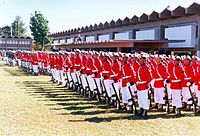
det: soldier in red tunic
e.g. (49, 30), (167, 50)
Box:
(136, 54), (152, 119)
(152, 55), (169, 110)
(169, 56), (184, 117)
(181, 56), (195, 110)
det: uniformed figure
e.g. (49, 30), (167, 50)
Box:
(136, 54), (152, 119)
(169, 56), (184, 117)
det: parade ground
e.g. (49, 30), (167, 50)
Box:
(0, 61), (199, 136)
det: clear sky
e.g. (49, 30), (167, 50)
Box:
(0, 0), (199, 35)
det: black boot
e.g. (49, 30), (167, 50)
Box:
(137, 108), (144, 117)
(122, 104), (128, 111)
(182, 102), (187, 110)
(152, 103), (158, 109)
(158, 104), (164, 112)
(196, 107), (200, 113)
(176, 108), (181, 117)
(142, 109), (148, 119)
(170, 106), (176, 114)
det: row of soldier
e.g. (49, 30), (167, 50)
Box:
(7, 49), (200, 119)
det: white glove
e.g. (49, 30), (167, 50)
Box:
(186, 82), (191, 87)
(126, 82), (131, 87)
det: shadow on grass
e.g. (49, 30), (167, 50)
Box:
(3, 67), (32, 76)
(21, 80), (200, 123)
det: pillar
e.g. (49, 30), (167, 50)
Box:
(82, 35), (86, 42)
(154, 25), (165, 40)
(109, 32), (116, 40)
(197, 21), (200, 57)
(94, 34), (99, 41)
(129, 29), (138, 39)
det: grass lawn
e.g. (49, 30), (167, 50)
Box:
(0, 62), (199, 136)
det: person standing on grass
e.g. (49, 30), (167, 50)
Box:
(136, 54), (152, 119)
(169, 56), (184, 117)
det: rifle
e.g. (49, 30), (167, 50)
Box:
(128, 85), (137, 115)
(164, 85), (170, 113)
(101, 79), (110, 104)
(93, 78), (101, 101)
(148, 85), (153, 108)
(111, 83), (121, 109)
(188, 84), (197, 113)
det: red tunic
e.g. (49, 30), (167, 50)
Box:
(169, 65), (184, 90)
(121, 63), (132, 87)
(182, 65), (195, 87)
(136, 64), (152, 91)
(153, 64), (168, 88)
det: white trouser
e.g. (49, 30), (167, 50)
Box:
(39, 62), (42, 69)
(51, 69), (55, 79)
(171, 89), (182, 108)
(80, 74), (88, 89)
(75, 71), (81, 84)
(25, 62), (29, 68)
(71, 72), (78, 83)
(154, 87), (165, 104)
(196, 90), (200, 106)
(66, 72), (72, 82)
(58, 70), (64, 83)
(121, 86), (132, 105)
(87, 75), (95, 91)
(55, 69), (59, 81)
(32, 65), (39, 73)
(29, 63), (32, 70)
(18, 59), (21, 67)
(103, 80), (114, 98)
(182, 87), (192, 104)
(12, 59), (16, 66)
(111, 82), (121, 99)
(137, 90), (149, 110)
(94, 78), (102, 94)
(166, 83), (172, 99)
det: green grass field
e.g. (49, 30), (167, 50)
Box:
(0, 62), (200, 136)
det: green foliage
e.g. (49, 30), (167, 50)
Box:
(11, 16), (27, 37)
(0, 26), (11, 36)
(0, 16), (27, 37)
(29, 11), (51, 51)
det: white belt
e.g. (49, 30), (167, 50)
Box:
(110, 74), (118, 77)
(122, 76), (131, 79)
(137, 81), (147, 84)
(92, 70), (98, 72)
(102, 71), (109, 73)
(171, 79), (181, 82)
(75, 64), (80, 66)
(185, 77), (191, 80)
(86, 68), (91, 70)
(155, 78), (163, 81)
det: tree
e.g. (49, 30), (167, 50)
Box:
(29, 11), (51, 51)
(0, 26), (11, 36)
(11, 16), (27, 37)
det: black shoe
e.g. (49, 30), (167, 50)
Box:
(152, 104), (158, 109)
(137, 108), (144, 117)
(121, 104), (128, 111)
(170, 106), (176, 114)
(176, 108), (181, 117)
(182, 102), (187, 110)
(142, 109), (148, 119)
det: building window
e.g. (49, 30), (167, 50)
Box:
(115, 32), (129, 40)
(136, 29), (155, 40)
(86, 36), (95, 42)
(165, 24), (196, 48)
(99, 34), (110, 41)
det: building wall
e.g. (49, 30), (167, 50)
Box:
(0, 37), (32, 50)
